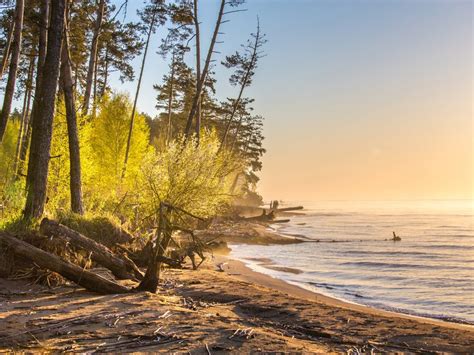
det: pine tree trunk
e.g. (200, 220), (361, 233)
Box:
(0, 20), (14, 78)
(24, 0), (49, 179)
(16, 85), (33, 177)
(101, 46), (109, 97)
(184, 0), (225, 138)
(23, 0), (65, 220)
(0, 0), (24, 142)
(122, 12), (155, 179)
(61, 19), (84, 215)
(13, 84), (29, 176)
(92, 48), (99, 118)
(193, 0), (202, 142)
(13, 55), (34, 177)
(166, 53), (175, 145)
(82, 0), (105, 116)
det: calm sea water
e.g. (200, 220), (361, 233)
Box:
(230, 200), (474, 324)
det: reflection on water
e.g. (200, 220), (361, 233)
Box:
(231, 200), (474, 323)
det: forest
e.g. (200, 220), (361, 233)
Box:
(0, 0), (268, 291)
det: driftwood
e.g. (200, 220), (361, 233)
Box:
(0, 232), (129, 294)
(40, 218), (143, 281)
(244, 212), (276, 222)
(275, 206), (303, 212)
(271, 219), (290, 224)
(118, 243), (182, 269)
(243, 205), (304, 222)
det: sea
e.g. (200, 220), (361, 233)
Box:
(230, 200), (474, 324)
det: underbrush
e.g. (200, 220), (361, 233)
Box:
(0, 211), (142, 287)
(54, 210), (140, 249)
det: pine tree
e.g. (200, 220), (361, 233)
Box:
(82, 0), (106, 116)
(219, 19), (266, 150)
(60, 2), (84, 215)
(24, 0), (65, 220)
(0, 0), (24, 142)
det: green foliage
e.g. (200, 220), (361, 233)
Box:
(82, 92), (151, 212)
(0, 119), (23, 221)
(26, 92), (152, 221)
(0, 119), (18, 185)
(139, 130), (243, 221)
(0, 1), (268, 227)
(47, 100), (74, 213)
(0, 179), (25, 222)
(54, 210), (133, 248)
(0, 211), (39, 233)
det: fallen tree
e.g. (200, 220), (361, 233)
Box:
(0, 232), (129, 294)
(271, 219), (290, 224)
(40, 218), (143, 281)
(275, 206), (304, 212)
(56, 213), (134, 248)
(118, 244), (183, 269)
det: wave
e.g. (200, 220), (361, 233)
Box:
(232, 203), (474, 324)
(419, 244), (474, 250)
(340, 261), (472, 271)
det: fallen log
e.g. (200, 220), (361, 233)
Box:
(275, 206), (304, 212)
(40, 218), (143, 281)
(0, 232), (129, 294)
(243, 214), (275, 222)
(271, 219), (290, 224)
(117, 244), (183, 269)
(157, 255), (183, 268)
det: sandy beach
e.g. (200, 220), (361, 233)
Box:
(1, 233), (473, 353)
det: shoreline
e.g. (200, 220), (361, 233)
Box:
(205, 217), (473, 329)
(215, 253), (473, 332)
(1, 253), (473, 352)
(1, 219), (473, 352)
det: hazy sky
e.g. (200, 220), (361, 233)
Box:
(96, 1), (472, 201)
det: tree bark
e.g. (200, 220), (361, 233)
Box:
(0, 20), (14, 78)
(40, 218), (143, 281)
(122, 12), (155, 179)
(136, 203), (171, 293)
(82, 0), (105, 116)
(166, 53), (175, 145)
(13, 84), (29, 175)
(92, 47), (99, 118)
(60, 17), (84, 215)
(0, 232), (129, 294)
(0, 0), (25, 142)
(24, 0), (49, 180)
(101, 46), (109, 97)
(13, 55), (34, 177)
(184, 0), (225, 138)
(16, 87), (32, 177)
(24, 0), (65, 220)
(193, 0), (202, 142)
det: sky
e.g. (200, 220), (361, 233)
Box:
(21, 0), (474, 202)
